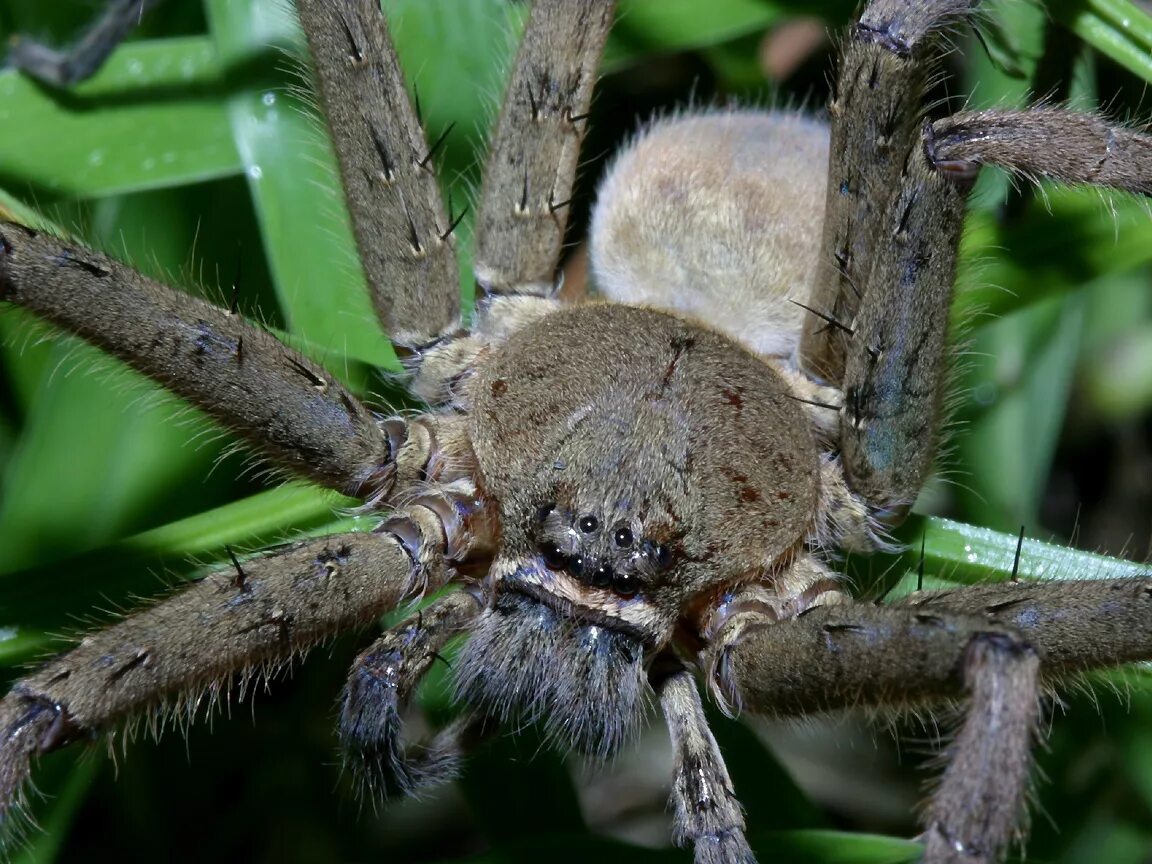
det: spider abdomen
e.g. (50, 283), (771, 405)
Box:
(590, 110), (829, 358)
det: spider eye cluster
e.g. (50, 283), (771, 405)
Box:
(534, 502), (671, 597)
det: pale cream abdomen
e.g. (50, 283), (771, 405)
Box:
(589, 110), (829, 359)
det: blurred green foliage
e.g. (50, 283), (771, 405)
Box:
(0, 0), (1150, 862)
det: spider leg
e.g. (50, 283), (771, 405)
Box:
(656, 663), (754, 864)
(474, 0), (615, 298)
(706, 572), (1152, 863)
(474, 0), (622, 297)
(0, 222), (400, 499)
(411, 0), (616, 404)
(708, 602), (1040, 864)
(928, 108), (1152, 195)
(0, 481), (492, 835)
(339, 590), (480, 799)
(800, 0), (976, 383)
(836, 134), (971, 519)
(831, 109), (1152, 521)
(4, 0), (159, 87)
(295, 0), (461, 353)
(898, 577), (1152, 674)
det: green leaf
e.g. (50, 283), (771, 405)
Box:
(1049, 0), (1152, 81)
(910, 515), (1149, 586)
(0, 38), (239, 199)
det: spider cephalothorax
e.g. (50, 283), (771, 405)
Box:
(1, 1), (1151, 862)
(458, 303), (819, 756)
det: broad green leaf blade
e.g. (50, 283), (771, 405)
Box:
(203, 0), (395, 368)
(755, 831), (920, 864)
(0, 38), (239, 199)
(435, 830), (919, 864)
(605, 0), (786, 68)
(886, 515), (1151, 595)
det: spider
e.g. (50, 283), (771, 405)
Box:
(1, 0), (1151, 862)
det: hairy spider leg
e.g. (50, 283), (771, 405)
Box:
(707, 576), (1152, 863)
(800, 0), (978, 384)
(0, 502), (483, 835)
(5, 0), (161, 87)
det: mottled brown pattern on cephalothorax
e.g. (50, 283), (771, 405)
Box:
(1, 1), (1151, 863)
(471, 304), (818, 632)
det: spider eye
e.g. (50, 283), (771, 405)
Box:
(613, 526), (633, 548)
(578, 514), (599, 533)
(568, 554), (587, 578)
(537, 541), (567, 570)
(643, 540), (672, 570)
(613, 571), (640, 597)
(536, 502), (556, 524)
(653, 544), (672, 569)
(591, 561), (614, 588)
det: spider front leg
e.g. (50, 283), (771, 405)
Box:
(657, 663), (754, 864)
(0, 479), (493, 836)
(706, 573), (1152, 863)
